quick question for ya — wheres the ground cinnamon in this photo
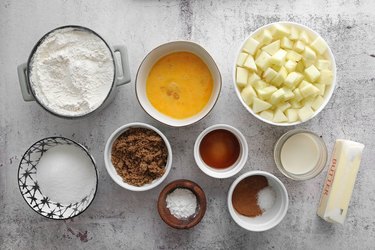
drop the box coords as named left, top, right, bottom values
left=232, top=175, right=268, bottom=217
left=111, top=128, right=168, bottom=187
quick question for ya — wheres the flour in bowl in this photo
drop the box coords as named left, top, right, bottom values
left=29, top=27, right=114, bottom=116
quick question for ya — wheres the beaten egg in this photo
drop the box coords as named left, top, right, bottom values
left=146, top=52, right=213, bottom=119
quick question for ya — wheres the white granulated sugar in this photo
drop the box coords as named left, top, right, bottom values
left=166, top=188, right=197, bottom=219
left=36, top=144, right=97, bottom=204
left=30, top=28, right=114, bottom=116
left=257, top=186, right=276, bottom=212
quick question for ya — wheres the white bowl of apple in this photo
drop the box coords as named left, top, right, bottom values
left=233, top=22, right=336, bottom=126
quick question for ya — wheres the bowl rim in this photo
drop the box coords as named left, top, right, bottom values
left=193, top=124, right=248, bottom=178
left=17, top=136, right=99, bottom=220
left=26, top=25, right=117, bottom=119
left=232, top=21, right=337, bottom=126
left=104, top=122, right=172, bottom=191
left=135, top=40, right=222, bottom=127
left=227, top=170, right=289, bottom=232
left=157, top=179, right=207, bottom=229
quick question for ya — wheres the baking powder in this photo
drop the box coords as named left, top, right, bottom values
left=257, top=186, right=276, bottom=212
left=166, top=188, right=197, bottom=219
left=30, top=27, right=114, bottom=116
left=36, top=144, right=96, bottom=204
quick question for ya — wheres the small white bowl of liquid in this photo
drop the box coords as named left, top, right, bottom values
left=274, top=129, right=328, bottom=180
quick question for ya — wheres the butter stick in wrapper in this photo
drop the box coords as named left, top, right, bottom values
left=317, top=139, right=364, bottom=224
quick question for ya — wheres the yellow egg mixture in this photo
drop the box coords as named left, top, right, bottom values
left=146, top=52, right=213, bottom=119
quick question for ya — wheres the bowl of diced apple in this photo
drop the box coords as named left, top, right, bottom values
left=233, top=22, right=336, bottom=126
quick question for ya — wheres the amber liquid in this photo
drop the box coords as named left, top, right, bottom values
left=199, top=129, right=241, bottom=169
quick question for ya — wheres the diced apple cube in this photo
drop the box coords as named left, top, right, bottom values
left=295, top=60, right=304, bottom=73
left=262, top=40, right=280, bottom=55
left=236, top=52, right=249, bottom=66
left=311, top=95, right=325, bottom=111
left=304, top=65, right=321, bottom=82
left=300, top=82, right=320, bottom=98
left=298, top=80, right=309, bottom=89
left=286, top=50, right=302, bottom=61
left=243, top=55, right=257, bottom=71
left=259, top=110, right=274, bottom=121
left=294, top=40, right=305, bottom=53
left=314, top=83, right=325, bottom=96
left=299, top=31, right=311, bottom=44
left=281, top=87, right=295, bottom=101
left=302, top=58, right=314, bottom=68
left=320, top=69, right=333, bottom=85
left=278, top=102, right=291, bottom=112
left=285, top=60, right=297, bottom=72
left=316, top=59, right=330, bottom=70
left=273, top=109, right=288, bottom=123
left=273, top=24, right=290, bottom=37
left=281, top=37, right=293, bottom=50
left=255, top=48, right=263, bottom=59
left=298, top=106, right=314, bottom=122
left=270, top=88, right=286, bottom=104
left=257, top=86, right=278, bottom=100
left=236, top=67, right=249, bottom=88
left=293, top=88, right=303, bottom=102
left=253, top=97, right=272, bottom=113
left=290, top=99, right=303, bottom=109
left=270, top=49, right=287, bottom=66
left=241, top=85, right=257, bottom=105
left=285, top=109, right=298, bottom=122
left=304, top=46, right=316, bottom=61
left=243, top=37, right=260, bottom=55
left=255, top=51, right=272, bottom=71
left=253, top=80, right=268, bottom=91
left=257, top=29, right=273, bottom=45
left=302, top=96, right=315, bottom=107
left=271, top=67, right=288, bottom=87
left=263, top=68, right=278, bottom=82
left=311, top=36, right=327, bottom=55
left=247, top=73, right=261, bottom=86
left=289, top=26, right=299, bottom=40
left=284, top=72, right=304, bottom=88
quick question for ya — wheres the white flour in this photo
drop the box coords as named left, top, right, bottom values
left=36, top=144, right=97, bottom=204
left=30, top=28, right=114, bottom=116
left=166, top=188, right=197, bottom=219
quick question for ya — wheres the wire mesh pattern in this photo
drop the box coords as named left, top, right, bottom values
left=18, top=137, right=97, bottom=220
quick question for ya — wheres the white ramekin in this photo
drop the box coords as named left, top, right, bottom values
left=227, top=171, right=289, bottom=232
left=233, top=21, right=337, bottom=126
left=135, top=41, right=222, bottom=127
left=194, top=124, right=248, bottom=178
left=104, top=122, right=172, bottom=191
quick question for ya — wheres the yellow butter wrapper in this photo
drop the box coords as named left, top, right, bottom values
left=317, top=139, right=364, bottom=224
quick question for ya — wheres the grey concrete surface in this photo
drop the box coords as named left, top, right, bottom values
left=1, top=0, right=375, bottom=249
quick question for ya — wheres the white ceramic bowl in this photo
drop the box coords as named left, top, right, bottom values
left=136, top=41, right=222, bottom=127
left=194, top=124, right=248, bottom=178
left=104, top=122, right=172, bottom=191
left=233, top=21, right=337, bottom=126
left=227, top=171, right=289, bottom=231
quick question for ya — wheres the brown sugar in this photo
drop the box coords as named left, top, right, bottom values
left=232, top=175, right=268, bottom=217
left=111, top=128, right=168, bottom=186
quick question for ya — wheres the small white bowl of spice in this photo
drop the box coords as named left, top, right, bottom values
left=104, top=122, right=172, bottom=191
left=227, top=171, right=288, bottom=232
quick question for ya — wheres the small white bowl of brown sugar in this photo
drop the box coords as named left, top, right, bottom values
left=104, top=122, right=172, bottom=191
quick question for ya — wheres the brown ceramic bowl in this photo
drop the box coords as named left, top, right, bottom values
left=157, top=179, right=207, bottom=229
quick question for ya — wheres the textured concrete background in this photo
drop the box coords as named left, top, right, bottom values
left=1, top=0, right=375, bottom=249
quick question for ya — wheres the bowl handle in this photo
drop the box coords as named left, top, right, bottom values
left=113, top=45, right=131, bottom=86
left=17, top=63, right=35, bottom=101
